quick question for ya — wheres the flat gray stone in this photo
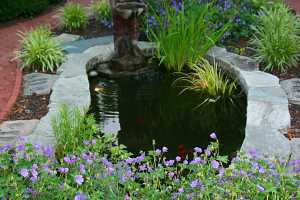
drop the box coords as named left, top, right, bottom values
left=0, top=120, right=39, bottom=146
left=240, top=71, right=280, bottom=89
left=280, top=78, right=300, bottom=105
left=61, top=36, right=113, bottom=54
left=247, top=100, right=290, bottom=130
left=23, top=73, right=58, bottom=96
left=50, top=75, right=90, bottom=109
left=248, top=86, right=288, bottom=104
left=241, top=126, right=291, bottom=160
left=290, top=138, right=300, bottom=160
left=54, top=33, right=81, bottom=45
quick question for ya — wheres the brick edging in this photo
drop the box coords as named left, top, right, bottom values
left=0, top=67, right=22, bottom=122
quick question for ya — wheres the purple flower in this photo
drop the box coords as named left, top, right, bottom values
left=257, top=184, right=265, bottom=192
left=20, top=168, right=29, bottom=177
left=190, top=157, right=202, bottom=164
left=168, top=172, right=175, bottom=178
left=74, top=175, right=84, bottom=185
left=155, top=149, right=162, bottom=155
left=176, top=156, right=181, bottom=162
left=124, top=193, right=131, bottom=200
left=248, top=148, right=257, bottom=158
left=125, top=157, right=135, bottom=165
left=91, top=139, right=96, bottom=145
left=43, top=145, right=53, bottom=157
left=178, top=187, right=184, bottom=193
left=204, top=149, right=211, bottom=157
left=135, top=153, right=145, bottom=163
left=190, top=179, right=200, bottom=188
left=218, top=167, right=225, bottom=176
left=193, top=147, right=202, bottom=153
left=30, top=176, right=38, bottom=182
left=64, top=156, right=72, bottom=164
left=211, top=160, right=219, bottom=169
left=210, top=132, right=217, bottom=139
left=165, top=160, right=175, bottom=166
left=17, top=144, right=25, bottom=151
left=58, top=167, right=69, bottom=173
left=162, top=147, right=168, bottom=153
left=74, top=193, right=87, bottom=200
left=79, top=163, right=86, bottom=174
left=183, top=160, right=189, bottom=165
left=258, top=166, right=265, bottom=174
left=83, top=140, right=90, bottom=145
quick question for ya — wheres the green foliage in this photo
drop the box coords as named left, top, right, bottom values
left=251, top=3, right=300, bottom=72
left=92, top=0, right=112, bottom=22
left=0, top=0, right=62, bottom=22
left=178, top=59, right=237, bottom=106
left=148, top=1, right=227, bottom=72
left=61, top=3, right=88, bottom=31
left=211, top=0, right=274, bottom=41
left=52, top=104, right=98, bottom=159
left=14, top=26, right=64, bottom=73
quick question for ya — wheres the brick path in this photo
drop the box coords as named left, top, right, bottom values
left=285, top=0, right=300, bottom=14
left=0, top=0, right=93, bottom=122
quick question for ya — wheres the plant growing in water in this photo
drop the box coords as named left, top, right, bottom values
left=251, top=2, right=300, bottom=72
left=61, top=3, right=88, bottom=31
left=178, top=59, right=237, bottom=106
left=52, top=104, right=98, bottom=158
left=147, top=0, right=227, bottom=72
left=14, top=26, right=64, bottom=72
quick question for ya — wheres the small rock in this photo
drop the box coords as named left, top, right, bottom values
left=0, top=120, right=39, bottom=147
left=89, top=70, right=98, bottom=77
left=23, top=73, right=58, bottom=96
left=54, top=33, right=80, bottom=44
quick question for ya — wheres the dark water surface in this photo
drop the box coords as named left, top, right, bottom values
left=89, top=72, right=247, bottom=158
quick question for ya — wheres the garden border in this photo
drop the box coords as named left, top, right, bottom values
left=25, top=35, right=295, bottom=160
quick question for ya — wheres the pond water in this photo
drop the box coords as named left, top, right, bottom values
left=89, top=71, right=247, bottom=158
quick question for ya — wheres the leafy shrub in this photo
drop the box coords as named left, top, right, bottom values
left=178, top=59, right=237, bottom=106
left=147, top=1, right=227, bottom=72
left=52, top=104, right=98, bottom=159
left=14, top=26, right=64, bottom=73
left=92, top=0, right=112, bottom=28
left=251, top=3, right=300, bottom=72
left=212, top=0, right=274, bottom=41
left=0, top=0, right=63, bottom=22
left=0, top=133, right=298, bottom=199
left=61, top=3, right=88, bottom=31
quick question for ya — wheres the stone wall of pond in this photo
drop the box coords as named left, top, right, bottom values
left=22, top=35, right=296, bottom=160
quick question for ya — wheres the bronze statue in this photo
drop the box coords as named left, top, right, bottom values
left=109, top=0, right=147, bottom=71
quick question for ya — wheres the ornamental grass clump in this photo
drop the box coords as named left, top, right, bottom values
left=147, top=0, right=227, bottom=72
left=178, top=59, right=237, bottom=106
left=14, top=26, right=64, bottom=73
left=92, top=0, right=112, bottom=28
left=251, top=3, right=300, bottom=72
left=52, top=104, right=98, bottom=159
left=0, top=132, right=299, bottom=199
left=61, top=3, right=88, bottom=31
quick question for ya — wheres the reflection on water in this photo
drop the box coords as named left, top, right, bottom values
left=89, top=72, right=247, bottom=158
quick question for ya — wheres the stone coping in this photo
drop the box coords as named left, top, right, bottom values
left=25, top=35, right=295, bottom=160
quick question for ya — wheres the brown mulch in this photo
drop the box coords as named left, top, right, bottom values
left=8, top=93, right=50, bottom=120
left=54, top=18, right=112, bottom=39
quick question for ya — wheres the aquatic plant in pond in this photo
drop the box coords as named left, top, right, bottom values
left=0, top=134, right=299, bottom=199
left=147, top=0, right=227, bottom=71
left=177, top=59, right=237, bottom=106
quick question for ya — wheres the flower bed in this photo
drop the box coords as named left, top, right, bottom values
left=0, top=134, right=299, bottom=199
